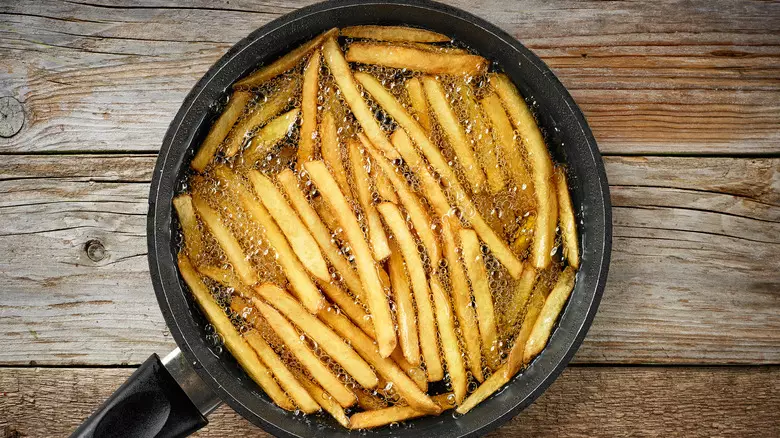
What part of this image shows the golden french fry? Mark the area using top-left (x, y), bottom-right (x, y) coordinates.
top-left (176, 254), bottom-right (293, 410)
top-left (192, 90), bottom-right (253, 171)
top-left (225, 79), bottom-right (298, 157)
top-left (297, 50), bottom-right (321, 166)
top-left (389, 349), bottom-right (428, 392)
top-left (234, 29), bottom-right (336, 89)
top-left (304, 160), bottom-right (397, 358)
top-left (404, 42), bottom-right (468, 54)
top-left (422, 76), bottom-right (486, 193)
top-left (319, 111), bottom-right (351, 194)
top-left (254, 299), bottom-right (357, 408)
top-left (253, 283), bottom-right (378, 389)
top-left (294, 370), bottom-right (350, 428)
top-left (387, 239), bottom-right (421, 366)
top-left (173, 194), bottom-right (205, 264)
top-left (312, 195), bottom-right (343, 236)
top-left (504, 285), bottom-right (545, 379)
top-left (316, 281), bottom-right (375, 339)
top-left (555, 168), bottom-right (580, 269)
top-left (354, 388), bottom-right (387, 411)
top-left (319, 307), bottom-right (440, 413)
top-left (455, 364), bottom-right (510, 415)
top-left (456, 83), bottom-right (506, 194)
top-left (347, 140), bottom-right (392, 261)
top-left (430, 276), bottom-right (467, 404)
top-left (405, 77), bottom-right (432, 133)
top-left (459, 228), bottom-right (500, 370)
top-left (340, 26), bottom-right (450, 43)
top-left (213, 167), bottom-right (325, 313)
top-left (321, 37), bottom-right (398, 159)
top-left (489, 73), bottom-right (558, 270)
top-left (377, 202), bottom-right (443, 381)
top-left (354, 72), bottom-right (523, 278)
top-left (348, 394), bottom-right (454, 429)
top-left (190, 194), bottom-right (257, 286)
top-left (247, 170), bottom-right (330, 281)
top-left (345, 43), bottom-right (488, 76)
top-left (524, 267), bottom-right (576, 363)
top-left (511, 213), bottom-right (536, 256)
top-left (243, 108), bottom-right (300, 163)
top-left (505, 267), bottom-right (537, 329)
top-left (198, 265), bottom-right (254, 298)
top-left (440, 216), bottom-right (483, 382)
top-left (370, 161), bottom-right (398, 203)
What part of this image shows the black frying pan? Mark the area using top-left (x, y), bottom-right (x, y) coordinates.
top-left (71, 0), bottom-right (611, 436)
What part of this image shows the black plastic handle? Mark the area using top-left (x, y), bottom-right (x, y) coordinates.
top-left (71, 353), bottom-right (208, 438)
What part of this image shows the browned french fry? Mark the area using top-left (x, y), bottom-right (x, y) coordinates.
top-left (243, 108), bottom-right (300, 163)
top-left (190, 194), bottom-right (257, 286)
top-left (346, 43), bottom-right (488, 76)
top-left (440, 216), bottom-right (483, 382)
top-left (459, 229), bottom-right (500, 370)
top-left (173, 194), bottom-right (205, 264)
top-left (297, 50), bottom-right (320, 166)
top-left (405, 77), bottom-right (432, 133)
top-left (489, 73), bottom-right (558, 270)
top-left (523, 267), bottom-right (576, 363)
top-left (504, 285), bottom-right (545, 379)
top-left (177, 254), bottom-right (293, 410)
top-left (348, 394), bottom-right (454, 429)
top-left (252, 283), bottom-right (378, 390)
top-left (312, 195), bottom-right (343, 236)
top-left (377, 202), bottom-right (443, 381)
top-left (247, 170), bottom-right (329, 281)
top-left (319, 307), bottom-right (440, 413)
top-left (505, 267), bottom-right (537, 329)
top-left (388, 239), bottom-right (421, 366)
top-left (354, 72), bottom-right (523, 278)
top-left (294, 370), bottom-right (350, 428)
top-left (304, 160), bottom-right (397, 357)
top-left (340, 26), bottom-right (450, 43)
top-left (225, 79), bottom-right (297, 157)
top-left (319, 111), bottom-right (351, 194)
top-left (370, 161), bottom-right (399, 203)
top-left (213, 167), bottom-right (326, 313)
top-left (191, 91), bottom-right (253, 171)
top-left (430, 276), bottom-right (467, 404)
top-left (456, 83), bottom-right (506, 194)
top-left (511, 213), bottom-right (536, 256)
top-left (455, 364), bottom-right (510, 415)
top-left (254, 299), bottom-right (357, 408)
top-left (404, 42), bottom-right (468, 54)
top-left (555, 168), bottom-right (580, 269)
top-left (321, 37), bottom-right (399, 159)
top-left (233, 29), bottom-right (336, 89)
top-left (354, 388), bottom-right (387, 411)
top-left (347, 140), bottom-right (392, 261)
top-left (422, 76), bottom-right (486, 193)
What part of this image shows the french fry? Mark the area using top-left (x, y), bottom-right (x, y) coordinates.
top-left (555, 168), bottom-right (580, 269)
top-left (312, 195), bottom-right (343, 236)
top-left (234, 29), bottom-right (336, 89)
top-left (190, 193), bottom-right (257, 286)
top-left (252, 283), bottom-right (378, 390)
top-left (377, 202), bottom-right (443, 381)
top-left (347, 140), bottom-right (392, 261)
top-left (354, 72), bottom-right (523, 278)
top-left (405, 78), bottom-right (432, 133)
top-left (213, 167), bottom-right (325, 313)
top-left (456, 83), bottom-right (506, 194)
top-left (440, 216), bottom-right (483, 382)
top-left (319, 111), bottom-right (351, 194)
top-left (459, 229), bottom-right (500, 370)
top-left (489, 73), bottom-right (558, 270)
top-left (304, 160), bottom-right (397, 357)
top-left (173, 194), bottom-right (205, 264)
top-left (348, 394), bottom-right (454, 429)
top-left (198, 265), bottom-right (254, 298)
top-left (504, 286), bottom-right (545, 379)
top-left (387, 239), bottom-right (421, 366)
top-left (243, 108), bottom-right (300, 163)
top-left (297, 50), bottom-right (321, 166)
top-left (319, 307), bottom-right (440, 413)
top-left (505, 267), bottom-right (537, 329)
top-left (294, 370), bottom-right (350, 428)
top-left (345, 43), bottom-right (488, 76)
top-left (389, 349), bottom-right (428, 391)
top-left (317, 282), bottom-right (375, 339)
top-left (225, 79), bottom-right (298, 157)
top-left (422, 76), bottom-right (486, 192)
top-left (511, 213), bottom-right (536, 255)
top-left (340, 26), bottom-right (450, 43)
top-left (247, 170), bottom-right (330, 281)
top-left (254, 299), bottom-right (357, 408)
top-left (176, 254), bottom-right (293, 410)
top-left (455, 364), bottom-right (510, 415)
top-left (354, 388), bottom-right (387, 411)
top-left (321, 37), bottom-right (399, 159)
top-left (192, 90), bottom-right (253, 171)
top-left (430, 276), bottom-right (467, 404)
top-left (370, 161), bottom-right (398, 203)
top-left (404, 42), bottom-right (468, 54)
top-left (523, 267), bottom-right (576, 363)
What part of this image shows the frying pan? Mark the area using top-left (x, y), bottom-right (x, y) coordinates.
top-left (71, 0), bottom-right (611, 436)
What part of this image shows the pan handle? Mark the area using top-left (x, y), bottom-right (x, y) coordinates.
top-left (70, 349), bottom-right (221, 438)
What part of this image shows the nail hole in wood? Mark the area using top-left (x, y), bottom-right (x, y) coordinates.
top-left (85, 239), bottom-right (106, 262)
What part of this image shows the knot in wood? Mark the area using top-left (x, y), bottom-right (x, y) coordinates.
top-left (0, 96), bottom-right (24, 138)
top-left (85, 239), bottom-right (106, 262)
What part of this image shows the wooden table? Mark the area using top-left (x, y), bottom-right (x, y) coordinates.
top-left (1, 1), bottom-right (778, 436)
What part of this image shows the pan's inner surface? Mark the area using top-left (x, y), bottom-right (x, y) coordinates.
top-left (150, 2), bottom-right (610, 437)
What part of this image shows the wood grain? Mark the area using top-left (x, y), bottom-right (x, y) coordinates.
top-left (1, 154), bottom-right (777, 366)
top-left (0, 366), bottom-right (777, 437)
top-left (0, 0), bottom-right (777, 154)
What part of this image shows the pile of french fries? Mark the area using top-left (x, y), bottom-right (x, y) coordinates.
top-left (178, 25), bottom-right (581, 429)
